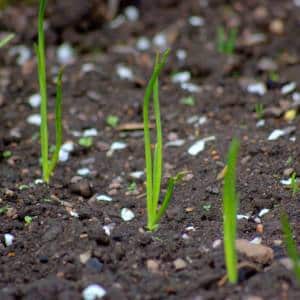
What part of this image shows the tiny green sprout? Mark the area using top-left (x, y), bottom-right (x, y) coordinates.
top-left (24, 216), bottom-right (33, 225)
top-left (223, 138), bottom-right (240, 284)
top-left (79, 136), bottom-right (93, 148)
top-left (18, 184), bottom-right (30, 191)
top-left (203, 203), bottom-right (212, 212)
top-left (269, 71), bottom-right (279, 82)
top-left (281, 211), bottom-right (300, 284)
top-left (127, 181), bottom-right (137, 192)
top-left (286, 156), bottom-right (293, 166)
top-left (106, 115), bottom-right (119, 128)
top-left (0, 206), bottom-right (8, 215)
top-left (290, 172), bottom-right (299, 196)
top-left (180, 96), bottom-right (195, 106)
top-left (143, 49), bottom-right (184, 231)
top-left (0, 33), bottom-right (15, 48)
top-left (255, 102), bottom-right (264, 120)
top-left (217, 26), bottom-right (237, 55)
top-left (2, 150), bottom-right (12, 159)
top-left (35, 0), bottom-right (63, 183)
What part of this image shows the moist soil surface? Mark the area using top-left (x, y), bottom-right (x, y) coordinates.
top-left (1, 0), bottom-right (300, 299)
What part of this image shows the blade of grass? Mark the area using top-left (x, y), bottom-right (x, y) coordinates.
top-left (49, 68), bottom-right (63, 175)
top-left (226, 28), bottom-right (237, 55)
top-left (281, 211), bottom-right (300, 283)
top-left (0, 33), bottom-right (15, 48)
top-left (143, 50), bottom-right (170, 230)
top-left (36, 0), bottom-right (49, 182)
top-left (223, 138), bottom-right (240, 284)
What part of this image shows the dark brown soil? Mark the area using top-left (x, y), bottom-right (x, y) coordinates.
top-left (1, 0), bottom-right (300, 299)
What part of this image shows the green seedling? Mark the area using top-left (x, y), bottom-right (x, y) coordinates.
top-left (290, 172), bottom-right (299, 196)
top-left (127, 182), bottom-right (137, 192)
top-left (180, 96), bottom-right (195, 106)
top-left (217, 27), bottom-right (237, 55)
top-left (255, 103), bottom-right (264, 120)
top-left (24, 215), bottom-right (33, 224)
top-left (79, 136), bottom-right (93, 148)
top-left (106, 115), bottom-right (119, 128)
top-left (0, 206), bottom-right (8, 215)
top-left (35, 0), bottom-right (63, 183)
top-left (143, 50), bottom-right (183, 231)
top-left (281, 211), bottom-right (300, 283)
top-left (2, 150), bottom-right (12, 159)
top-left (0, 33), bottom-right (15, 48)
top-left (223, 138), bottom-right (240, 284)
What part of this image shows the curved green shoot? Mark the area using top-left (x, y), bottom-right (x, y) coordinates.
top-left (143, 50), bottom-right (182, 231)
top-left (281, 211), bottom-right (300, 284)
top-left (0, 33), bottom-right (15, 48)
top-left (223, 138), bottom-right (240, 284)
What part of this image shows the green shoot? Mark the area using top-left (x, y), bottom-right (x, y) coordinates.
top-left (223, 138), bottom-right (240, 284)
top-left (35, 0), bottom-right (63, 183)
top-left (0, 33), bottom-right (15, 48)
top-left (106, 115), bottom-right (119, 128)
top-left (24, 216), bottom-right (33, 225)
top-left (79, 136), bottom-right (93, 148)
top-left (180, 96), bottom-right (195, 106)
top-left (290, 172), bottom-right (299, 196)
top-left (143, 50), bottom-right (183, 231)
top-left (217, 27), bottom-right (237, 55)
top-left (280, 211), bottom-right (300, 284)
top-left (255, 103), bottom-right (264, 120)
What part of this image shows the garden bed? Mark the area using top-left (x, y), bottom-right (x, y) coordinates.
top-left (1, 0), bottom-right (300, 299)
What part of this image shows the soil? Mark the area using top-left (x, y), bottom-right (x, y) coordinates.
top-left (1, 0), bottom-right (300, 299)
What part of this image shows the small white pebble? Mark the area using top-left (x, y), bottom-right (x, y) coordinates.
top-left (129, 171), bottom-right (144, 179)
top-left (165, 139), bottom-right (185, 147)
top-left (188, 136), bottom-right (216, 156)
top-left (77, 168), bottom-right (91, 177)
top-left (9, 45), bottom-right (31, 65)
top-left (103, 223), bottom-right (115, 236)
top-left (81, 63), bottom-right (95, 74)
top-left (82, 284), bottom-right (106, 300)
top-left (69, 210), bottom-right (79, 218)
top-left (96, 194), bottom-right (113, 202)
top-left (250, 237), bottom-right (262, 244)
top-left (256, 119), bottom-right (265, 128)
top-left (237, 214), bottom-right (249, 220)
top-left (27, 114), bottom-right (41, 126)
top-left (4, 233), bottom-right (14, 247)
top-left (247, 83), bottom-right (266, 96)
top-left (153, 33), bottom-right (168, 50)
top-left (116, 65), bottom-right (133, 80)
top-left (176, 49), bottom-right (187, 61)
top-left (28, 94), bottom-right (41, 108)
top-left (212, 239), bottom-right (222, 248)
top-left (268, 129), bottom-right (285, 141)
top-left (57, 43), bottom-right (75, 65)
top-left (281, 82), bottom-right (296, 95)
top-left (136, 37), bottom-right (151, 51)
top-left (124, 6), bottom-right (139, 22)
top-left (258, 208), bottom-right (270, 217)
top-left (189, 16), bottom-right (205, 27)
top-left (172, 71), bottom-right (191, 84)
top-left (83, 128), bottom-right (98, 137)
top-left (121, 208), bottom-right (135, 221)
top-left (34, 179), bottom-right (43, 185)
top-left (110, 141), bottom-right (127, 151)
top-left (110, 15), bottom-right (126, 29)
top-left (181, 82), bottom-right (201, 93)
top-left (280, 178), bottom-right (292, 185)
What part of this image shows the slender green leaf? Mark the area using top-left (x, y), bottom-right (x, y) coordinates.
top-left (281, 211), bottom-right (300, 284)
top-left (223, 138), bottom-right (240, 284)
top-left (0, 33), bottom-right (15, 48)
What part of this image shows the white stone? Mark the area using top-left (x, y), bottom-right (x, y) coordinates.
top-left (82, 284), bottom-right (106, 300)
top-left (280, 178), bottom-right (292, 185)
top-left (57, 43), bottom-right (75, 65)
top-left (9, 45), bottom-right (31, 65)
top-left (81, 63), bottom-right (95, 74)
top-left (258, 208), bottom-right (270, 217)
top-left (83, 128), bottom-right (98, 137)
top-left (237, 214), bottom-right (249, 220)
top-left (165, 139), bottom-right (185, 147)
top-left (176, 49), bottom-right (187, 61)
top-left (256, 119), bottom-right (265, 127)
top-left (103, 223), bottom-right (115, 236)
top-left (28, 94), bottom-right (41, 108)
top-left (27, 114), bottom-right (41, 126)
top-left (189, 16), bottom-right (205, 27)
top-left (247, 83), bottom-right (266, 96)
top-left (250, 237), bottom-right (262, 244)
top-left (281, 82), bottom-right (296, 95)
top-left (129, 171), bottom-right (144, 179)
top-left (116, 65), bottom-right (133, 80)
top-left (181, 82), bottom-right (201, 93)
top-left (188, 136), bottom-right (216, 156)
top-left (4, 233), bottom-right (14, 247)
top-left (136, 37), bottom-right (151, 51)
top-left (96, 194), bottom-right (113, 202)
top-left (172, 71), bottom-right (191, 84)
top-left (124, 6), bottom-right (139, 21)
top-left (109, 15), bottom-right (125, 29)
top-left (77, 168), bottom-right (91, 177)
top-left (153, 33), bottom-right (168, 50)
top-left (110, 141), bottom-right (127, 151)
top-left (121, 208), bottom-right (135, 221)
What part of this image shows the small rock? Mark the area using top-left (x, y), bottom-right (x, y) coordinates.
top-left (269, 19), bottom-right (284, 35)
top-left (258, 208), bottom-right (270, 218)
top-left (136, 37), bottom-right (150, 51)
top-left (247, 83), bottom-right (266, 96)
top-left (28, 94), bottom-right (41, 108)
top-left (4, 233), bottom-right (14, 247)
top-left (82, 284), bottom-right (106, 300)
top-left (124, 6), bottom-right (139, 22)
top-left (173, 258), bottom-right (187, 270)
top-left (57, 43), bottom-right (75, 65)
top-left (188, 136), bottom-right (216, 156)
top-left (70, 178), bottom-right (93, 198)
top-left (88, 227), bottom-right (110, 246)
top-left (27, 114), bottom-right (41, 126)
top-left (281, 82), bottom-right (296, 95)
top-left (171, 71), bottom-right (191, 84)
top-left (96, 194), bottom-right (113, 202)
top-left (116, 65), bottom-right (133, 80)
top-left (80, 250), bottom-right (92, 264)
top-left (147, 259), bottom-right (160, 273)
top-left (279, 257), bottom-right (293, 270)
top-left (189, 16), bottom-right (205, 27)
top-left (236, 239), bottom-right (274, 264)
top-left (86, 258), bottom-right (103, 273)
top-left (283, 168), bottom-right (294, 177)
top-left (77, 168), bottom-right (91, 177)
top-left (212, 239), bottom-right (222, 249)
top-left (120, 208), bottom-right (135, 221)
